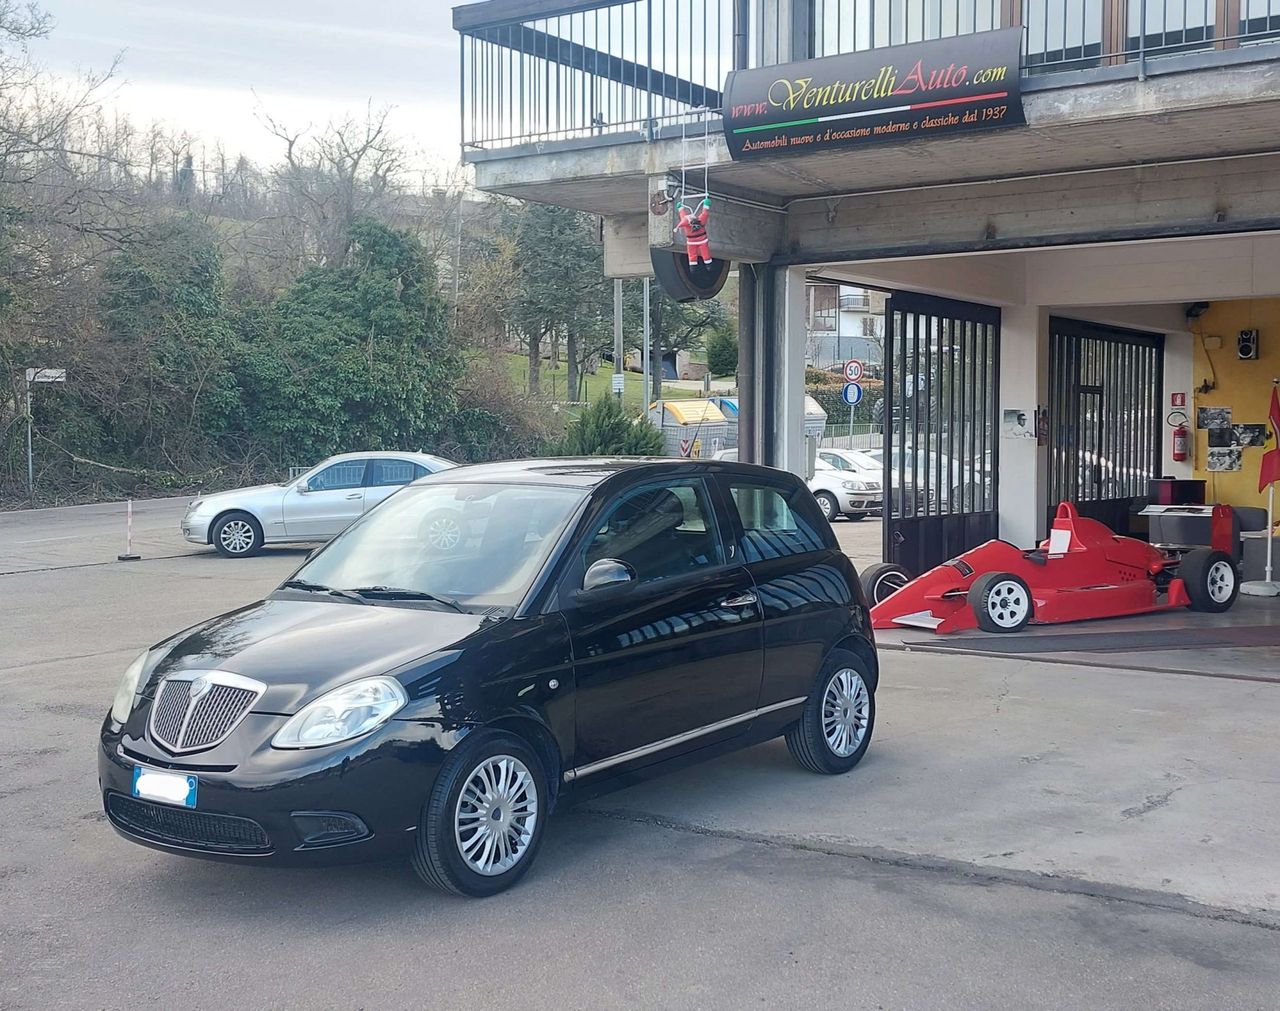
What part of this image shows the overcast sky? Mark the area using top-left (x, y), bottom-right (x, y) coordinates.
top-left (33, 0), bottom-right (465, 174)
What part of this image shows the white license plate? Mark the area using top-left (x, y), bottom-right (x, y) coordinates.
top-left (132, 766), bottom-right (198, 808)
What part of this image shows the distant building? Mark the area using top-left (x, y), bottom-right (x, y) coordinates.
top-left (805, 284), bottom-right (884, 373)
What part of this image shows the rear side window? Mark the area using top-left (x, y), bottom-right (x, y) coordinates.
top-left (723, 480), bottom-right (827, 562)
top-left (368, 459), bottom-right (428, 487)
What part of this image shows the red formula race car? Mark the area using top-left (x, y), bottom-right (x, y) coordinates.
top-left (866, 502), bottom-right (1240, 634)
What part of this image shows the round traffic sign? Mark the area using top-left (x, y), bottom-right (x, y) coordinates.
top-left (843, 359), bottom-right (864, 382)
top-left (841, 382), bottom-right (863, 406)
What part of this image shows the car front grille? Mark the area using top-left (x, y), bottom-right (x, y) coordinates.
top-left (106, 794), bottom-right (272, 854)
top-left (149, 672), bottom-right (265, 754)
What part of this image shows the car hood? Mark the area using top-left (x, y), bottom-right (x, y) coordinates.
top-left (145, 598), bottom-right (495, 713)
top-left (189, 484), bottom-right (284, 507)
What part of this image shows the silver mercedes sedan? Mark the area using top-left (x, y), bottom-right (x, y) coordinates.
top-left (182, 451), bottom-right (457, 557)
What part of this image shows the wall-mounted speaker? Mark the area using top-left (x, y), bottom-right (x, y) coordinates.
top-left (1238, 329), bottom-right (1259, 360)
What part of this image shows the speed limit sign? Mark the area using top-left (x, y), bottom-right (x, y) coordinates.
top-left (843, 359), bottom-right (864, 382)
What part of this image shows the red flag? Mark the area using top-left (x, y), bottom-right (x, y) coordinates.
top-left (1259, 384), bottom-right (1280, 493)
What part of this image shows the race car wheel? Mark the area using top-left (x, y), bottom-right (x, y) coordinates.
top-left (860, 562), bottom-right (912, 605)
top-left (969, 572), bottom-right (1032, 633)
top-left (815, 492), bottom-right (839, 522)
top-left (1181, 548), bottom-right (1239, 613)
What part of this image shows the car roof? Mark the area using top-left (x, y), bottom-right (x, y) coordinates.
top-left (323, 451), bottom-right (455, 465)
top-left (411, 457), bottom-right (799, 490)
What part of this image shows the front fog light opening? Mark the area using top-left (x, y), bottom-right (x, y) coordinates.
top-left (291, 811), bottom-right (370, 849)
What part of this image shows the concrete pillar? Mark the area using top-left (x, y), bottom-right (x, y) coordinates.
top-left (1161, 330), bottom-right (1194, 479)
top-left (997, 305), bottom-right (1050, 547)
top-left (737, 265), bottom-right (759, 464)
top-left (767, 265), bottom-right (809, 475)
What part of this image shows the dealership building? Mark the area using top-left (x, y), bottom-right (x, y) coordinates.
top-left (452, 0), bottom-right (1280, 574)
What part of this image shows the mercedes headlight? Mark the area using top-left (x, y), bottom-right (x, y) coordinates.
top-left (272, 677), bottom-right (407, 749)
top-left (842, 479), bottom-right (867, 491)
top-left (110, 651), bottom-right (150, 724)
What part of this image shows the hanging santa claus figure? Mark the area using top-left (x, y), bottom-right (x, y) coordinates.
top-left (674, 197), bottom-right (712, 267)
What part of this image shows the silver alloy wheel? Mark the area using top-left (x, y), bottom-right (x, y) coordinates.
top-left (986, 579), bottom-right (1029, 628)
top-left (817, 493), bottom-right (837, 520)
top-left (822, 668), bottom-right (870, 758)
top-left (219, 519), bottom-right (255, 554)
top-left (1207, 560), bottom-right (1235, 603)
top-left (426, 515), bottom-right (462, 551)
top-left (454, 754), bottom-right (539, 877)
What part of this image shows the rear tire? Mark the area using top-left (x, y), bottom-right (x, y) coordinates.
top-left (860, 562), bottom-right (912, 605)
top-left (786, 649), bottom-right (875, 775)
top-left (969, 572), bottom-right (1032, 633)
top-left (814, 492), bottom-right (839, 522)
top-left (1181, 548), bottom-right (1239, 613)
top-left (411, 730), bottom-right (549, 898)
top-left (211, 512), bottom-right (263, 558)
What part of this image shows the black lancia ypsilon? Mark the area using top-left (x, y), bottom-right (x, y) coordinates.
top-left (100, 459), bottom-right (878, 896)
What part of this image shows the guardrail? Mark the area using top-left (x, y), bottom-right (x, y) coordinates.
top-left (455, 0), bottom-right (1280, 151)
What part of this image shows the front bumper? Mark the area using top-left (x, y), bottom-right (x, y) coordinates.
top-left (839, 490), bottom-right (884, 513)
top-left (180, 513), bottom-right (211, 545)
top-left (98, 716), bottom-right (455, 866)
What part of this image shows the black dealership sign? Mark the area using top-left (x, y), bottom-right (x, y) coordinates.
top-left (722, 28), bottom-right (1025, 160)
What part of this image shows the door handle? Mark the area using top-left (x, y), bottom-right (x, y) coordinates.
top-left (345, 492), bottom-right (362, 500)
top-left (720, 592), bottom-right (757, 608)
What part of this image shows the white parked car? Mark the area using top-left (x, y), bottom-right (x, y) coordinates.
top-left (711, 448), bottom-right (881, 521)
top-left (182, 451), bottom-right (457, 557)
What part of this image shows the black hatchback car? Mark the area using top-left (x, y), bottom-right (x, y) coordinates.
top-left (100, 459), bottom-right (878, 896)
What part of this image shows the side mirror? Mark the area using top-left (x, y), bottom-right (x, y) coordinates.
top-left (581, 557), bottom-right (640, 598)
top-left (296, 479), bottom-right (312, 494)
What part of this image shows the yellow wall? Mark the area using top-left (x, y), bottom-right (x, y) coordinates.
top-left (1192, 298), bottom-right (1279, 509)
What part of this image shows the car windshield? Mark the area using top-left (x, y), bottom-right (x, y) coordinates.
top-left (290, 482), bottom-right (586, 609)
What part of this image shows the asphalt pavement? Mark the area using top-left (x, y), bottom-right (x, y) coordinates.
top-left (1, 499), bottom-right (1278, 1010)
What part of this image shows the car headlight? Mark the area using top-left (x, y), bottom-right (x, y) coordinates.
top-left (110, 651), bottom-right (150, 724)
top-left (272, 677), bottom-right (407, 749)
top-left (842, 479), bottom-right (867, 491)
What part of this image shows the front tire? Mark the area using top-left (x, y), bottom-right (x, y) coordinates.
top-left (844, 511), bottom-right (867, 522)
top-left (1181, 548), bottom-right (1239, 613)
top-left (211, 512), bottom-right (263, 558)
top-left (969, 571), bottom-right (1032, 632)
top-left (786, 650), bottom-right (875, 775)
top-left (814, 492), bottom-right (839, 522)
top-left (412, 730), bottom-right (549, 897)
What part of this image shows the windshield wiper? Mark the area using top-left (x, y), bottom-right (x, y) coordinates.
top-left (280, 578), bottom-right (369, 604)
top-left (346, 586), bottom-right (467, 613)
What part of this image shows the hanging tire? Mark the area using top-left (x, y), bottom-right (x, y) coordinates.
top-left (785, 649), bottom-right (875, 775)
top-left (814, 492), bottom-right (839, 522)
top-left (1181, 548), bottom-right (1239, 613)
top-left (211, 511), bottom-right (264, 558)
top-left (411, 729), bottom-right (549, 897)
top-left (969, 572), bottom-right (1033, 633)
top-left (859, 562), bottom-right (912, 605)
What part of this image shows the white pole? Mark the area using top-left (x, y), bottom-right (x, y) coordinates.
top-left (642, 277), bottom-right (651, 414)
top-left (1267, 483), bottom-right (1275, 584)
top-left (25, 374), bottom-right (34, 497)
top-left (117, 498), bottom-right (141, 561)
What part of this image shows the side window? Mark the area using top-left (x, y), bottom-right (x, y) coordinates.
top-left (820, 452), bottom-right (849, 471)
top-left (724, 480), bottom-right (827, 562)
top-left (368, 459), bottom-right (427, 488)
top-left (585, 480), bottom-right (724, 584)
top-left (308, 460), bottom-right (367, 491)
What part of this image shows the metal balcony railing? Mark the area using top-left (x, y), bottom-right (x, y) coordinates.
top-left (455, 0), bottom-right (1280, 151)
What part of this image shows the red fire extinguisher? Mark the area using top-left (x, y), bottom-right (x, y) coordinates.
top-left (1169, 411), bottom-right (1189, 462)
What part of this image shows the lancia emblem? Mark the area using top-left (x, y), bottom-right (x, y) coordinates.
top-left (189, 677), bottom-right (213, 700)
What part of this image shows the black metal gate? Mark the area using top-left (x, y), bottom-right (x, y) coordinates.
top-left (884, 293), bottom-right (1000, 575)
top-left (1047, 318), bottom-right (1163, 535)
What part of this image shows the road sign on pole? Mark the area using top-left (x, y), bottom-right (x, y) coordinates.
top-left (841, 382), bottom-right (864, 406)
top-left (843, 359), bottom-right (864, 383)
top-left (24, 367), bottom-right (66, 496)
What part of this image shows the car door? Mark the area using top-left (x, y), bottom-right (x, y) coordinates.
top-left (560, 475), bottom-right (764, 778)
top-left (363, 458), bottom-right (429, 511)
top-left (281, 458), bottom-right (369, 539)
top-left (714, 472), bottom-right (856, 712)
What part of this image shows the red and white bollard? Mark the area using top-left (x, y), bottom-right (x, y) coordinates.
top-left (117, 498), bottom-right (141, 561)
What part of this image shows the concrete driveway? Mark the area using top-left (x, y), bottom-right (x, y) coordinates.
top-left (1, 499), bottom-right (1277, 1009)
